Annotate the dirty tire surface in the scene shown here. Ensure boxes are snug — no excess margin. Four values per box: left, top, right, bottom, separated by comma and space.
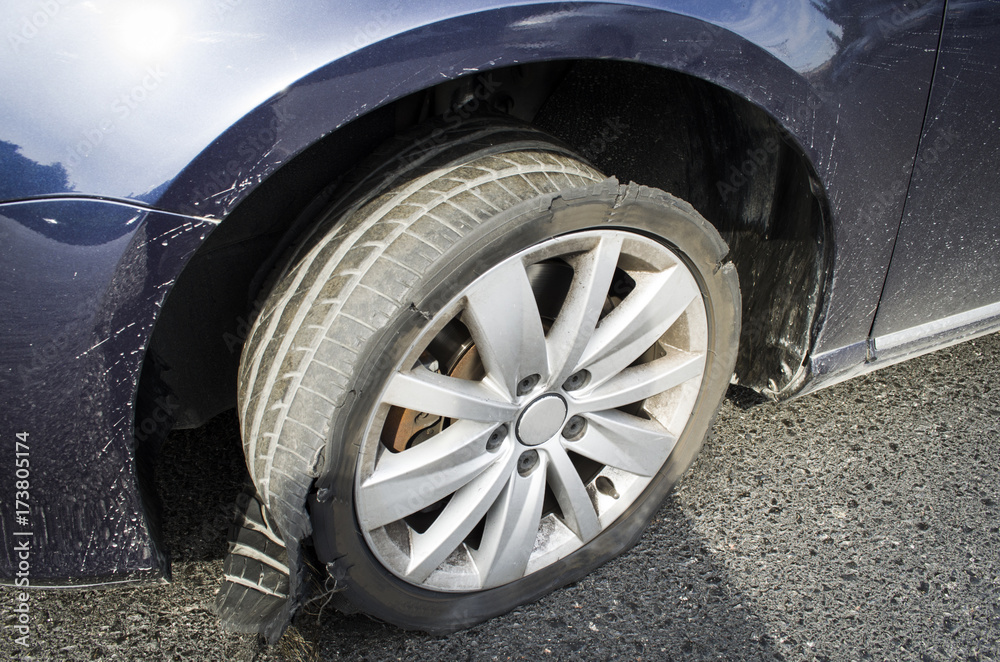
235, 120, 607, 634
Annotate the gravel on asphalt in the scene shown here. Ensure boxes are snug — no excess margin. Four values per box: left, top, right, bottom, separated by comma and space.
3, 333, 999, 661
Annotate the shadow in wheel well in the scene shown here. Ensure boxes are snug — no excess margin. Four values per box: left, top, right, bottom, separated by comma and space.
531, 61, 828, 400
142, 58, 827, 438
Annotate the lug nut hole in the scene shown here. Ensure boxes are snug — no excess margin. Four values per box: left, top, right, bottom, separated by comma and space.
486, 424, 507, 451
517, 450, 539, 476
561, 369, 590, 391
561, 415, 587, 441
517, 374, 541, 396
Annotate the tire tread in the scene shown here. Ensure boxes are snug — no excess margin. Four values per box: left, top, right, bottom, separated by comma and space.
237, 119, 606, 638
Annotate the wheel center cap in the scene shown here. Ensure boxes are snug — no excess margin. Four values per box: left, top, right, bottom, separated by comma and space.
516, 394, 568, 446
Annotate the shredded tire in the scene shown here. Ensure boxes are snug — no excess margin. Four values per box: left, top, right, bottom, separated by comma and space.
234, 118, 605, 640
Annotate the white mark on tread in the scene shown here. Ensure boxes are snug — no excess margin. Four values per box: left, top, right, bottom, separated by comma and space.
223, 574, 288, 598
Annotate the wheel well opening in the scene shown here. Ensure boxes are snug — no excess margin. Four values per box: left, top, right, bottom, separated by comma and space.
142, 58, 828, 441
528, 60, 828, 399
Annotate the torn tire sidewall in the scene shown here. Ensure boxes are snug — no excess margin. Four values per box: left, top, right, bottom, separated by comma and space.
306, 181, 741, 631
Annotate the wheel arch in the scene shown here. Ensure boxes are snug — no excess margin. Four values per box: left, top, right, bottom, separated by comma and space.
153, 4, 835, 222
135, 3, 839, 637
144, 4, 835, 438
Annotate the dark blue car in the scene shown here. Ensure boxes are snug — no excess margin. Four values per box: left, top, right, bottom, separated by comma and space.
2, 0, 998, 640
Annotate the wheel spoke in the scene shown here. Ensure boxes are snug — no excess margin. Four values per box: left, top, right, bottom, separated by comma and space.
383, 367, 517, 422
577, 265, 700, 385
405, 449, 516, 583
358, 420, 502, 529
572, 349, 705, 413
355, 227, 718, 591
473, 454, 548, 588
546, 444, 601, 542
462, 258, 549, 397
546, 235, 624, 384
567, 410, 676, 477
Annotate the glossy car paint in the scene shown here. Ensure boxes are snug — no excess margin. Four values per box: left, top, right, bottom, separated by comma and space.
0, 0, 982, 585
872, 0, 1000, 344
0, 198, 213, 580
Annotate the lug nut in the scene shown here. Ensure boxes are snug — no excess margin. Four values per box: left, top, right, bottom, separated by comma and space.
517, 450, 539, 476
486, 424, 507, 451
517, 373, 540, 396
562, 415, 587, 441
562, 369, 590, 391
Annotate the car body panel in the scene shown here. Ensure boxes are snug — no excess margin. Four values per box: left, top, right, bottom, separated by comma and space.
872, 0, 1000, 340
0, 0, 962, 583
0, 198, 214, 581
3, 1, 946, 351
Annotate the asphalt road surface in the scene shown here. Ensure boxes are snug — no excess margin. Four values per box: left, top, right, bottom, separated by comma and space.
3, 333, 999, 661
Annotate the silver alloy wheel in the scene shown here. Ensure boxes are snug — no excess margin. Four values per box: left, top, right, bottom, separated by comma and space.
355, 229, 709, 591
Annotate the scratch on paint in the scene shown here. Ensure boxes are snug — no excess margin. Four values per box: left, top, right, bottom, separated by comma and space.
827, 106, 842, 167
76, 337, 110, 359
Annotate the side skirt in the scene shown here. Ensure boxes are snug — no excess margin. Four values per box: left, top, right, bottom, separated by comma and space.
801, 300, 1000, 397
